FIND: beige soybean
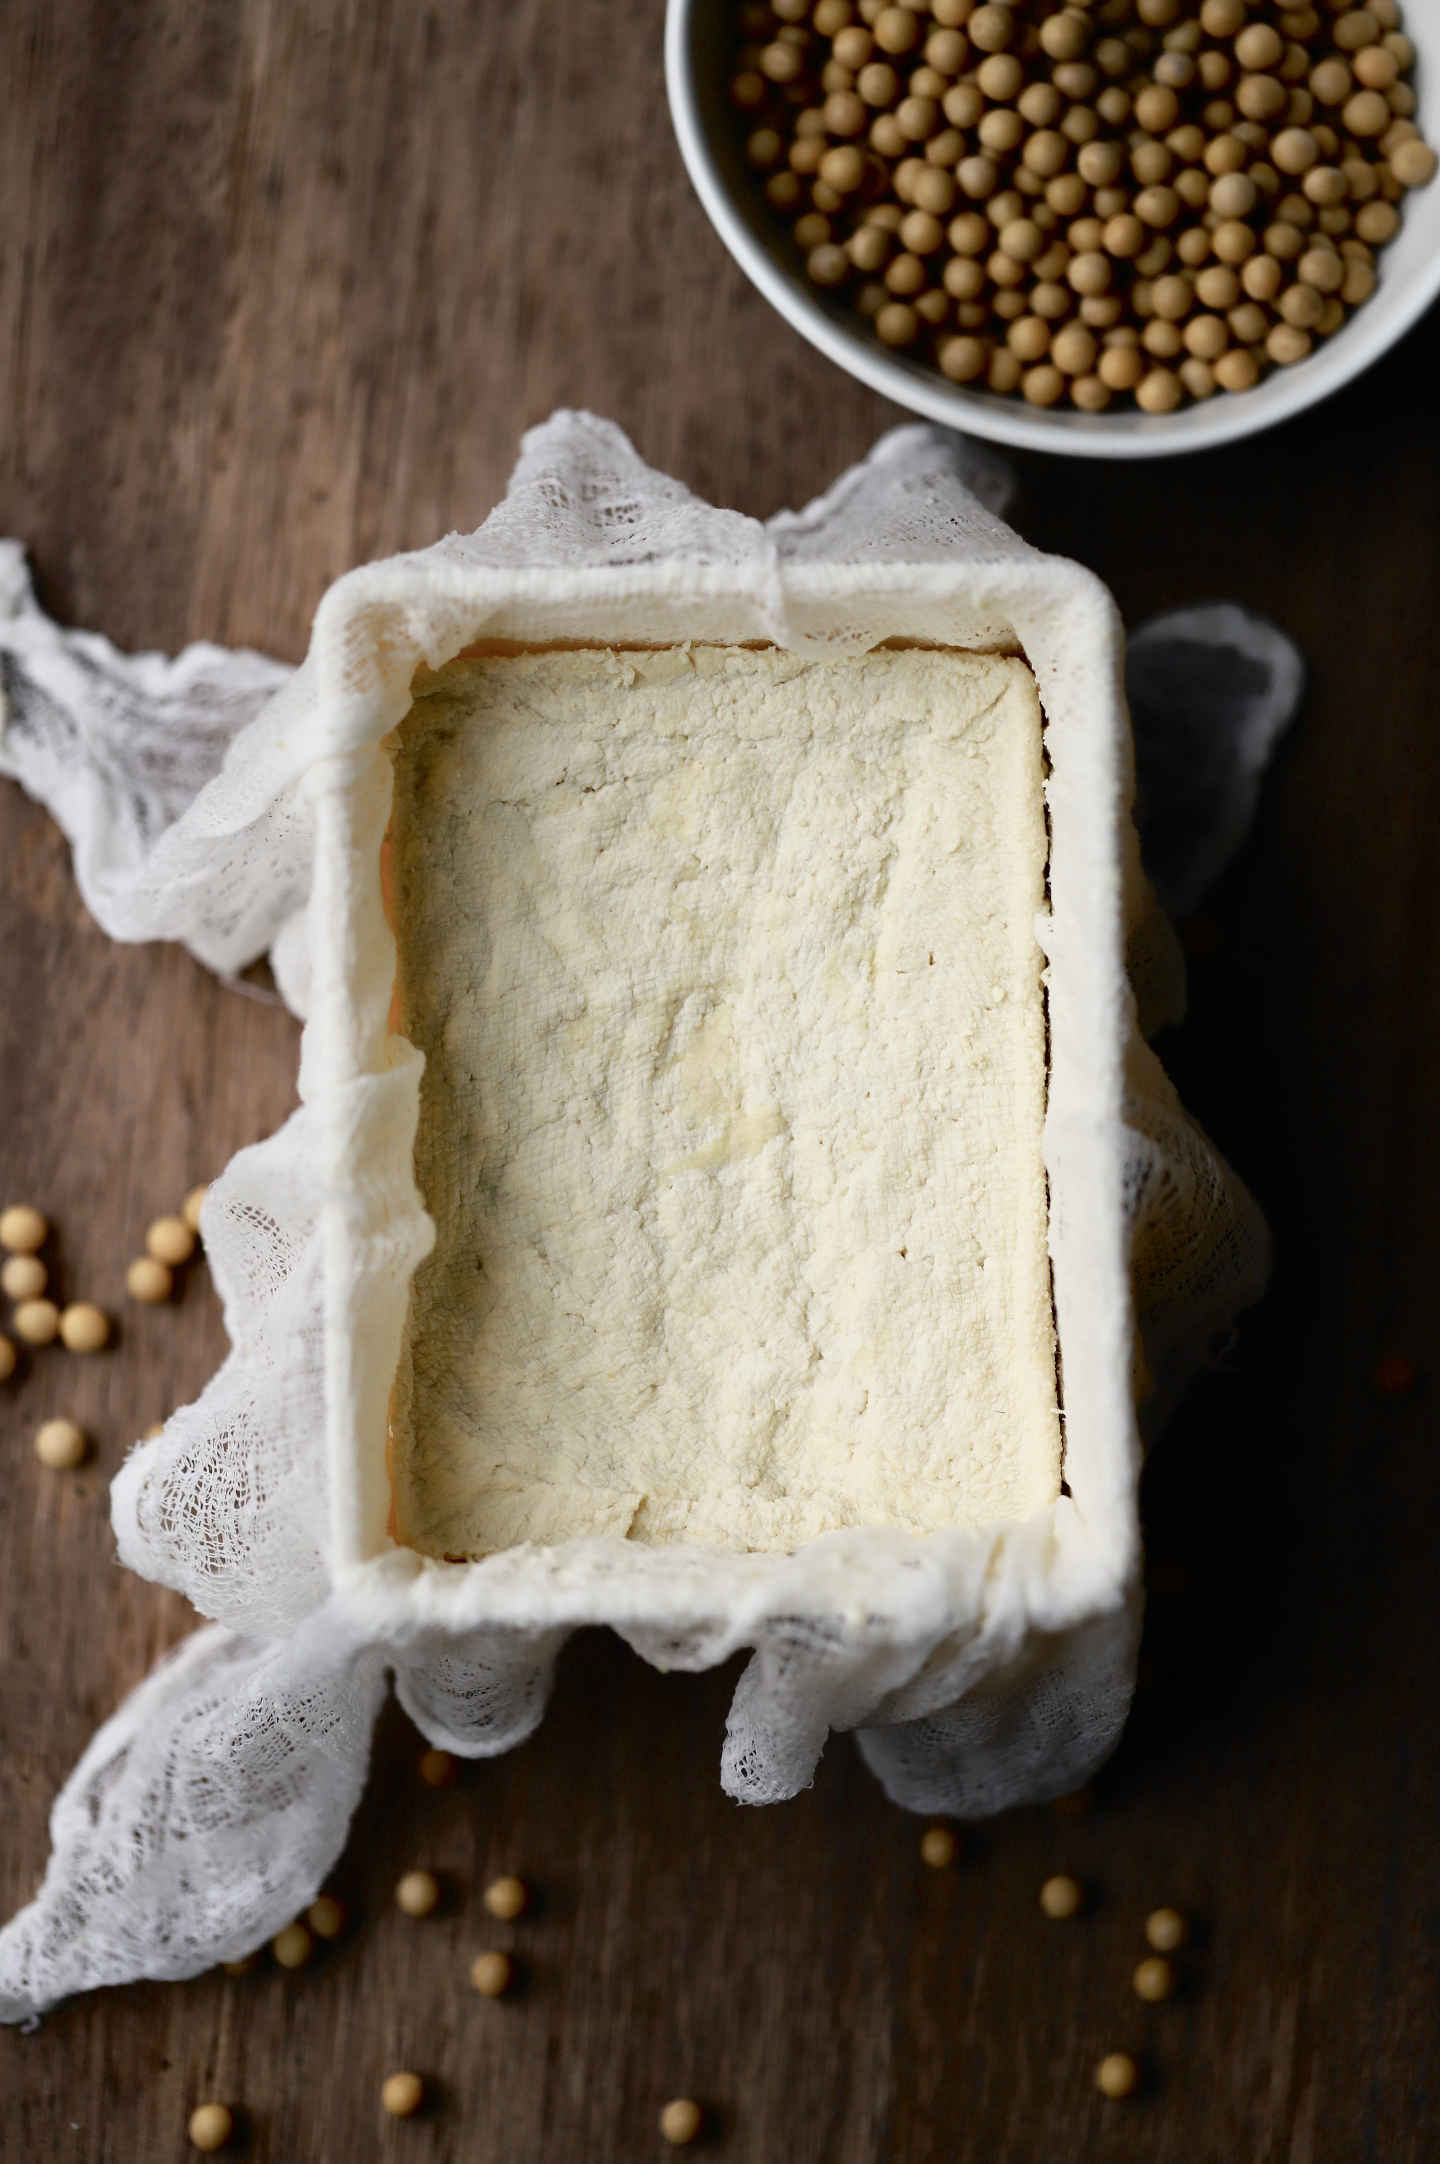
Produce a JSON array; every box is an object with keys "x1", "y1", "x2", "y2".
[
  {"x1": 1099, "y1": 344, "x2": 1145, "y2": 390},
  {"x1": 396, "y1": 1869, "x2": 442, "y2": 1918},
  {"x1": 1145, "y1": 1906, "x2": 1190, "y2": 1952},
  {"x1": 1341, "y1": 255, "x2": 1377, "y2": 302},
  {"x1": 1392, "y1": 139, "x2": 1438, "y2": 188},
  {"x1": 418, "y1": 1745, "x2": 459, "y2": 1786},
  {"x1": 127, "y1": 1256, "x2": 173, "y2": 1304},
  {"x1": 381, "y1": 2072, "x2": 426, "y2": 2120},
  {"x1": 919, "y1": 1824, "x2": 960, "y2": 1867},
  {"x1": 1184, "y1": 314, "x2": 1229, "y2": 359},
  {"x1": 1039, "y1": 1873, "x2": 1085, "y2": 1918},
  {"x1": 1280, "y1": 281, "x2": 1326, "y2": 326},
  {"x1": 1068, "y1": 251, "x2": 1112, "y2": 296},
  {"x1": 660, "y1": 2099, "x2": 706, "y2": 2147},
  {"x1": 1021, "y1": 363, "x2": 1066, "y2": 406},
  {"x1": 1150, "y1": 275, "x2": 1193, "y2": 320},
  {"x1": 1031, "y1": 280, "x2": 1072, "y2": 319},
  {"x1": 1096, "y1": 2052, "x2": 1141, "y2": 2100},
  {"x1": 484, "y1": 1874, "x2": 531, "y2": 1921},
  {"x1": 1215, "y1": 347, "x2": 1261, "y2": 391},
  {"x1": 988, "y1": 348, "x2": 1023, "y2": 393},
  {"x1": 1242, "y1": 254, "x2": 1285, "y2": 301},
  {"x1": 2, "y1": 1255, "x2": 46, "y2": 1301},
  {"x1": 1142, "y1": 318, "x2": 1184, "y2": 357},
  {"x1": 1356, "y1": 198, "x2": 1400, "y2": 241},
  {"x1": 1133, "y1": 1955, "x2": 1177, "y2": 2001},
  {"x1": 188, "y1": 2104, "x2": 236, "y2": 2153},
  {"x1": 939, "y1": 331, "x2": 988, "y2": 379},
  {"x1": 471, "y1": 1949, "x2": 516, "y2": 1998},
  {"x1": 943, "y1": 256, "x2": 986, "y2": 298},
  {"x1": 60, "y1": 1302, "x2": 110, "y2": 1353},
  {"x1": 819, "y1": 145, "x2": 866, "y2": 192},
  {"x1": 35, "y1": 1418, "x2": 89, "y2": 1471},
  {"x1": 1227, "y1": 299, "x2": 1270, "y2": 343},
  {"x1": 307, "y1": 1894, "x2": 347, "y2": 1940},
  {"x1": 1051, "y1": 323, "x2": 1098, "y2": 374},
  {"x1": 13, "y1": 1299, "x2": 60, "y2": 1346},
  {"x1": 0, "y1": 1205, "x2": 47, "y2": 1254},
  {"x1": 270, "y1": 1921, "x2": 314, "y2": 1969},
  {"x1": 1070, "y1": 373, "x2": 1111, "y2": 410},
  {"x1": 808, "y1": 242, "x2": 851, "y2": 284},
  {"x1": 1268, "y1": 322, "x2": 1314, "y2": 362}
]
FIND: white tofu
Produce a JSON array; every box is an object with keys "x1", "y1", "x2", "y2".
[{"x1": 388, "y1": 644, "x2": 1058, "y2": 1555}]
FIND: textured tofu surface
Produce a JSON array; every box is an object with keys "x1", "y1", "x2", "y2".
[{"x1": 387, "y1": 645, "x2": 1059, "y2": 1556}]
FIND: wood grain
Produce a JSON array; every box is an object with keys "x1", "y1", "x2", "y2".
[{"x1": 2, "y1": 2, "x2": 1438, "y2": 2159}]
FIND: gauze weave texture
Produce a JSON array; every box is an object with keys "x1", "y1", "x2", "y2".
[{"x1": 0, "y1": 415, "x2": 1278, "y2": 2022}]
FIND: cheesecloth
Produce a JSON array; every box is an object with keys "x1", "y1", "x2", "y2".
[{"x1": 0, "y1": 414, "x2": 1290, "y2": 2020}]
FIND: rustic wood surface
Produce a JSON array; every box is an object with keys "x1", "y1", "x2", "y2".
[{"x1": 2, "y1": 2, "x2": 1437, "y2": 2159}]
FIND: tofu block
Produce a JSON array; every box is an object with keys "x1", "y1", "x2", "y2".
[{"x1": 387, "y1": 645, "x2": 1058, "y2": 1555}]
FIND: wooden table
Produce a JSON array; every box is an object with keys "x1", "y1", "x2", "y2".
[{"x1": 2, "y1": 5, "x2": 1437, "y2": 2159}]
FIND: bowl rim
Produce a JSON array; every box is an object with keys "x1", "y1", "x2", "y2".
[{"x1": 664, "y1": 0, "x2": 1440, "y2": 461}]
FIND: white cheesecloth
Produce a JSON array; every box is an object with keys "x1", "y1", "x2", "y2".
[{"x1": 0, "y1": 415, "x2": 1294, "y2": 2020}]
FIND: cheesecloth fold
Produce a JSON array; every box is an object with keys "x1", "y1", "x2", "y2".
[{"x1": 0, "y1": 415, "x2": 1291, "y2": 2021}]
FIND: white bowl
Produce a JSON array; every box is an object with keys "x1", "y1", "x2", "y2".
[{"x1": 666, "y1": 0, "x2": 1440, "y2": 459}]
